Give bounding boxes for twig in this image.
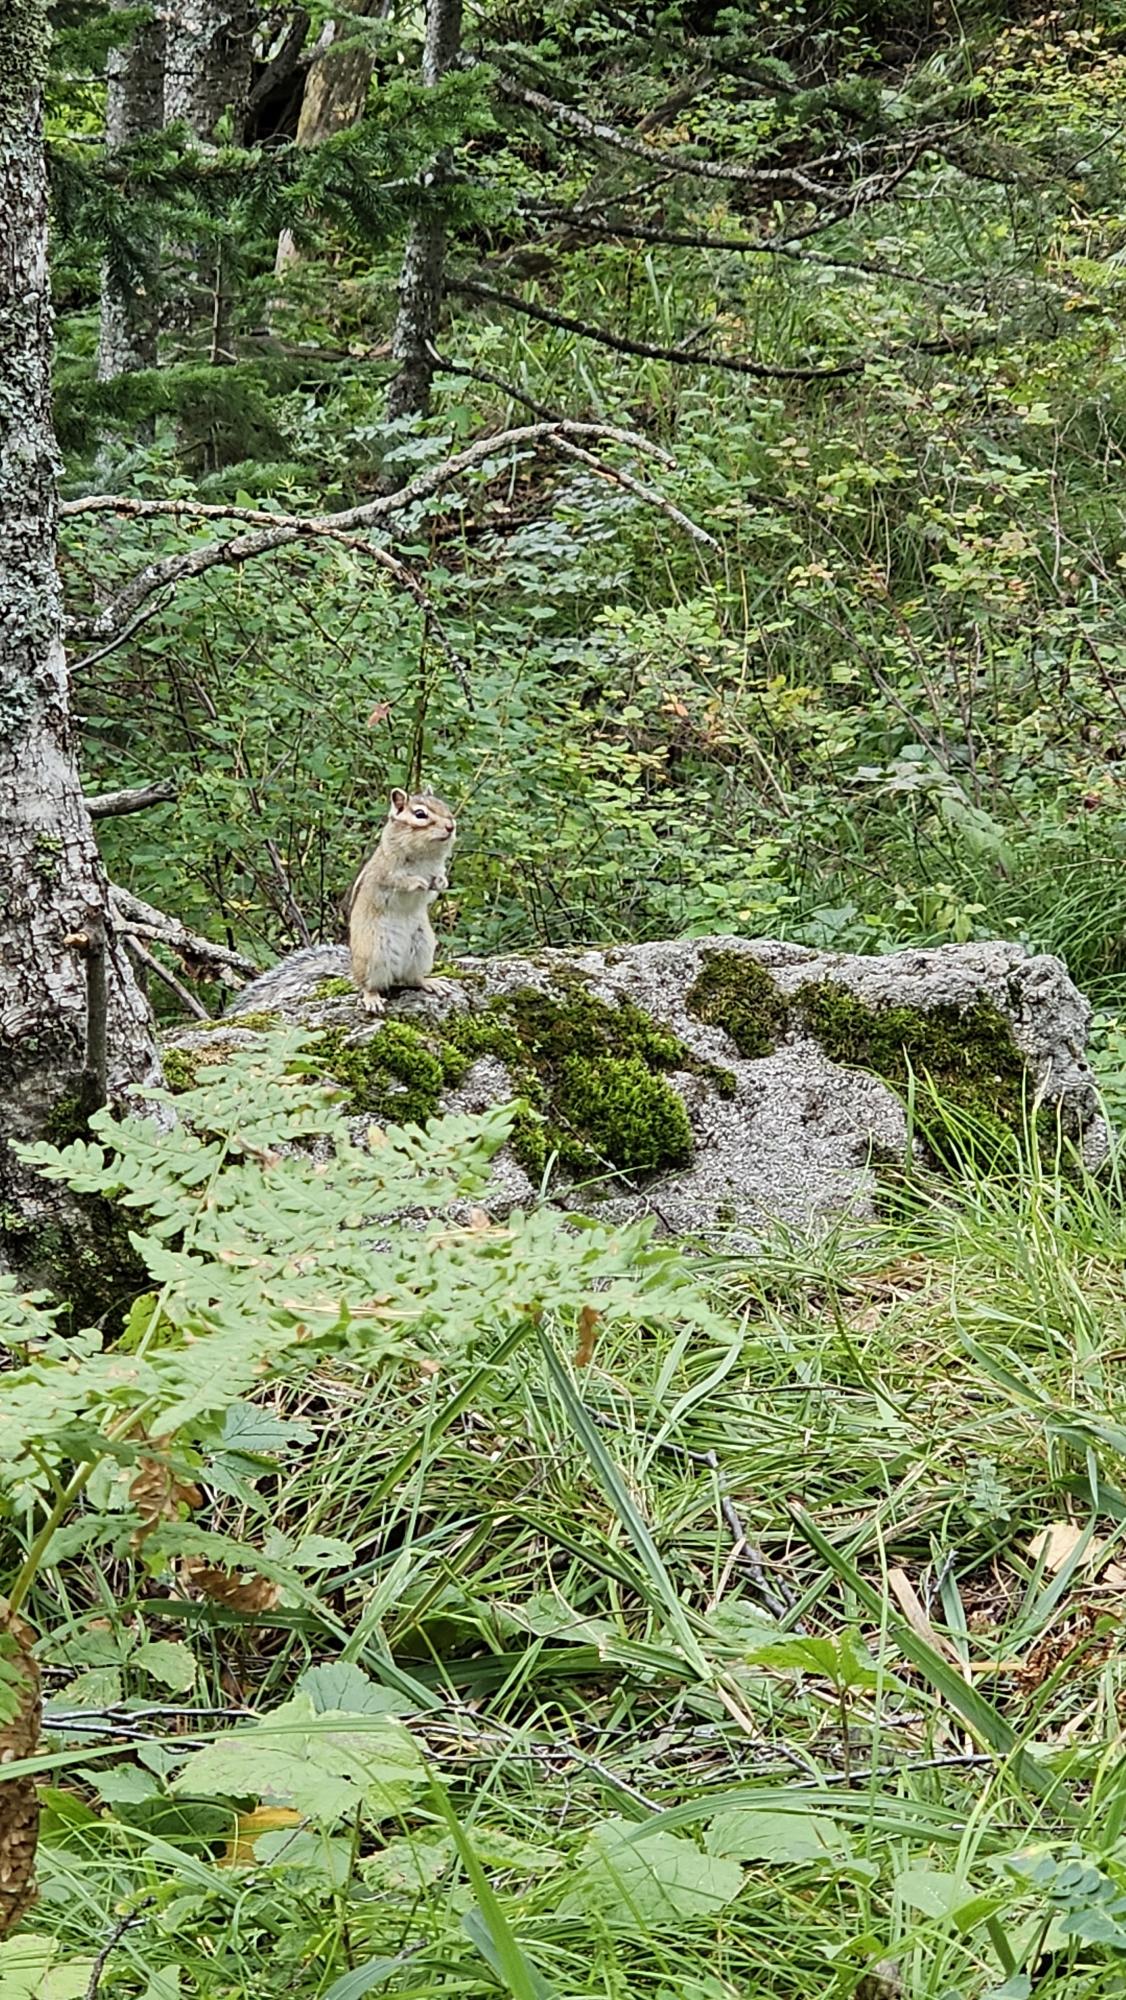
[86,779,178,819]
[124,936,211,1020]
[64,908,109,1121]
[449,277,863,380]
[428,342,564,421]
[552,435,717,546]
[69,595,175,675]
[264,836,312,948]
[85,1907,151,2000]
[519,204,972,292]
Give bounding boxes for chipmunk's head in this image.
[386,788,457,852]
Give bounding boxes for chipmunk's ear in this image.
[389,787,408,812]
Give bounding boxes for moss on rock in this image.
[301,977,702,1180]
[795,982,1033,1159]
[302,1021,470,1127]
[452,981,697,1178]
[162,1047,204,1095]
[311,978,355,1002]
[686,951,790,1058]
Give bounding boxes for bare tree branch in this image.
[110,885,258,987]
[62,422,690,646]
[517,204,971,293]
[447,277,864,379]
[552,436,717,546]
[489,66,931,200]
[86,779,178,818]
[125,935,210,1019]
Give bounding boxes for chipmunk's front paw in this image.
[360,988,386,1015]
[419,976,454,998]
[431,872,449,893]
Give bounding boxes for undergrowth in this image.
[3,1051,1126,1998]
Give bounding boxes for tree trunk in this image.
[162,0,252,141]
[97,0,165,381]
[0,0,159,1293]
[385,0,462,424]
[274,2,389,276]
[162,0,253,366]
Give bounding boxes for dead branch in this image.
[62,422,688,646]
[552,436,717,547]
[447,278,863,379]
[86,779,178,818]
[110,885,258,988]
[518,204,970,293]
[125,936,210,1020]
[490,68,929,201]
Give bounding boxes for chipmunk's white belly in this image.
[377,901,434,987]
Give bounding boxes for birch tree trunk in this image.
[97,0,165,381]
[0,0,159,1290]
[386,0,462,423]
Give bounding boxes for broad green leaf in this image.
[561,1818,744,1928]
[0,1938,93,2000]
[895,1866,971,1917]
[135,1639,197,1693]
[706,1806,851,1865]
[298,1663,401,1715]
[170,1697,424,1824]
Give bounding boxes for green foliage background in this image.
[54,0,1126,1018]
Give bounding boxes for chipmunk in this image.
[347,788,457,1015]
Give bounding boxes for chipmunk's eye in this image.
[413,806,428,819]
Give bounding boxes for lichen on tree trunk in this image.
[162,0,252,368]
[386,0,462,424]
[0,0,159,1291]
[97,0,165,381]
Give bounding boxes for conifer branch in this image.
[488,67,930,201]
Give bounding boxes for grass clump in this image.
[687,950,791,1058]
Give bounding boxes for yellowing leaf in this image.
[222,1806,302,1866]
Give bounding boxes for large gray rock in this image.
[208,936,1104,1239]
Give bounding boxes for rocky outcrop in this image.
[192,936,1104,1238]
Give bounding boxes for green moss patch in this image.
[796,982,1033,1162]
[686,951,790,1058]
[302,1022,470,1127]
[301,978,710,1182]
[162,1047,205,1095]
[311,978,355,1001]
[454,983,698,1179]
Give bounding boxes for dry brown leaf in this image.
[574,1304,601,1368]
[182,1558,279,1615]
[0,1603,41,1937]
[888,1568,966,1670]
[130,1455,203,1548]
